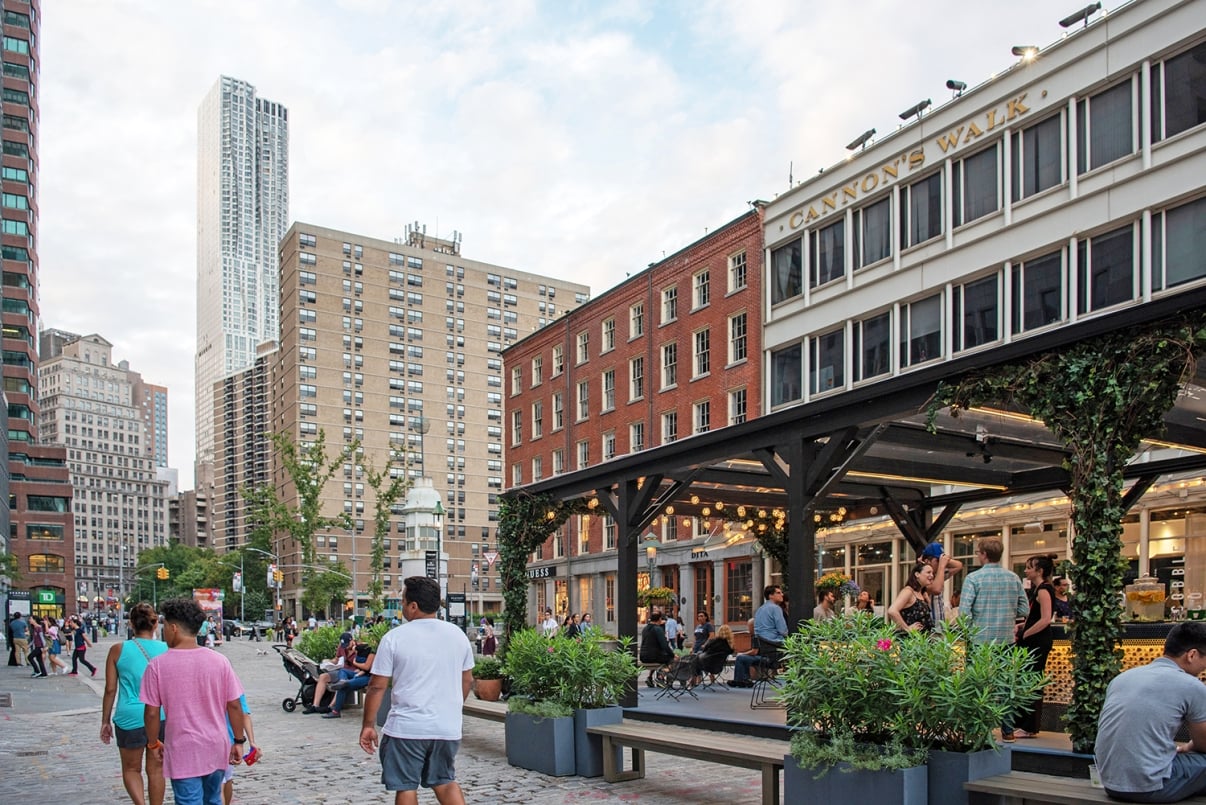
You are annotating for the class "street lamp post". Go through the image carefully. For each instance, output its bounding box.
[219,547,277,624]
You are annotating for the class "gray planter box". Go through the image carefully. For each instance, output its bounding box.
[573,706,623,778]
[929,746,1011,805]
[783,755,927,805]
[505,712,576,777]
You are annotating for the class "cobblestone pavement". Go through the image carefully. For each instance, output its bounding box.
[0,635,772,804]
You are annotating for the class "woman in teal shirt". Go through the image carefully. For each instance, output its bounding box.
[101,602,170,805]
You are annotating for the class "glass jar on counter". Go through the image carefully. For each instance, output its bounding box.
[1124,576,1166,622]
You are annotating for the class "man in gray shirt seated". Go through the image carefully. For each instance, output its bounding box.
[1096,622,1206,802]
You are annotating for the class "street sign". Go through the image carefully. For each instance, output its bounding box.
[483,551,499,568]
[232,572,243,593]
[425,550,438,579]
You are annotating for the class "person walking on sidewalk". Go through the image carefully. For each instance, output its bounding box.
[102,602,169,805]
[140,597,246,805]
[45,616,68,674]
[10,611,28,666]
[68,615,97,676]
[359,576,474,805]
[28,616,48,677]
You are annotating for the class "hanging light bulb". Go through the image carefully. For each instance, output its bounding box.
[546,511,555,520]
[665,505,675,516]
[814,513,822,523]
[758,509,767,518]
[737,506,746,517]
[715,501,725,510]
[701,506,711,516]
[588,497,599,509]
[703,519,712,529]
[838,506,847,516]
[683,518,691,529]
[690,495,700,505]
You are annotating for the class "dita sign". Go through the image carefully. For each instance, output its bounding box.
[425,551,438,579]
[527,566,557,580]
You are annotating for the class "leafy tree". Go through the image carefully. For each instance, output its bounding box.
[363,451,410,615]
[0,550,19,583]
[302,559,352,619]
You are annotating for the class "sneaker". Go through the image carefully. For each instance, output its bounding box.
[1001,731,1015,743]
[302,705,316,714]
[35,673,47,678]
[67,672,78,676]
[321,711,341,719]
[329,680,349,691]
[91,668,97,677]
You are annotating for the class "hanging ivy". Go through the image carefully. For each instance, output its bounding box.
[497,493,590,655]
[926,311,1206,753]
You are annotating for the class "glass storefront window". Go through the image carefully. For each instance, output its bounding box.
[726,559,753,624]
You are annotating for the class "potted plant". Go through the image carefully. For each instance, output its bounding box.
[777,614,1045,805]
[471,657,504,702]
[636,586,676,609]
[502,629,640,777]
[815,571,860,605]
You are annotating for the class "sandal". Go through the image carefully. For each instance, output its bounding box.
[1013,729,1039,739]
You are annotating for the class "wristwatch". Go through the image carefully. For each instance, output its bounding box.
[233,737,246,745]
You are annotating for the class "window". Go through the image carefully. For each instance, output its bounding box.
[1,192,27,209]
[900,170,943,249]
[729,251,747,292]
[953,145,999,226]
[576,332,589,364]
[661,411,678,444]
[602,431,616,461]
[577,380,590,420]
[810,219,845,287]
[552,449,564,475]
[512,463,522,486]
[771,343,803,406]
[809,328,844,394]
[532,456,543,482]
[2,37,28,55]
[693,269,710,309]
[630,422,645,452]
[693,330,710,377]
[1,218,26,236]
[601,318,615,352]
[1153,197,1206,290]
[1152,41,1206,142]
[693,401,710,434]
[510,367,521,396]
[953,275,1000,352]
[1077,225,1135,314]
[853,311,891,381]
[728,313,747,364]
[629,357,644,400]
[1011,114,1063,201]
[900,294,942,367]
[552,345,564,376]
[1011,250,1064,333]
[532,401,543,438]
[531,355,543,386]
[728,388,747,425]
[630,303,644,338]
[552,392,563,430]
[661,286,678,323]
[510,410,522,445]
[577,440,590,470]
[602,369,615,410]
[771,239,802,303]
[854,196,892,267]
[661,343,677,389]
[1077,81,1133,173]
[604,515,617,550]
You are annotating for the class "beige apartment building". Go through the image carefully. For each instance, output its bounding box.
[266,222,588,617]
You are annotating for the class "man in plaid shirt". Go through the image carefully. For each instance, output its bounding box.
[961,536,1030,740]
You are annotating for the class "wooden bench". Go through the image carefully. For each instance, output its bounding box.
[462,698,507,722]
[586,721,786,805]
[964,770,1206,805]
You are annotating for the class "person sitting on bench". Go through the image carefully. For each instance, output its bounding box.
[639,611,675,686]
[730,586,787,688]
[1096,621,1206,802]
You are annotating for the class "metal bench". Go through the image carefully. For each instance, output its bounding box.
[586,720,786,805]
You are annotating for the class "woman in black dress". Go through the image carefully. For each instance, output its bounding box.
[887,562,934,634]
[1014,554,1056,738]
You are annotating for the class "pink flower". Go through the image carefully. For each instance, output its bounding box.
[547,646,555,653]
[876,639,893,651]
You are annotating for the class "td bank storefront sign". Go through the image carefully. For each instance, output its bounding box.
[787,92,1037,231]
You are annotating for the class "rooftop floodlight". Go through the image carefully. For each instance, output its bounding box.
[898,98,931,121]
[946,79,967,97]
[1059,2,1102,28]
[845,128,876,151]
[1011,45,1039,61]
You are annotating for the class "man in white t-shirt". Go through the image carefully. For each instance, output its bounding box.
[360,576,474,805]
[664,611,680,650]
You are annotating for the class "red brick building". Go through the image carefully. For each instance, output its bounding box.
[503,207,765,631]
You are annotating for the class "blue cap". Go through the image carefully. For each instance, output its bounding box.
[921,542,944,559]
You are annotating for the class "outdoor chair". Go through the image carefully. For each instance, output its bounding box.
[696,650,730,690]
[655,653,700,700]
[748,637,786,710]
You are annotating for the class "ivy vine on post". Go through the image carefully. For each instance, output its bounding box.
[497,492,590,655]
[926,311,1206,752]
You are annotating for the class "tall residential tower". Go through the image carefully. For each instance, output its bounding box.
[195,75,288,490]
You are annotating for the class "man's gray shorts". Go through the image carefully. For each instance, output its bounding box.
[379,734,460,791]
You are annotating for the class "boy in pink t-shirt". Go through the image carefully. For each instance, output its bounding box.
[141,598,245,805]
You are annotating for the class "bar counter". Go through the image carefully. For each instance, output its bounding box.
[1044,621,1175,706]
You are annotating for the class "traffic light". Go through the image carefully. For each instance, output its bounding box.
[274,569,284,583]
[156,567,169,580]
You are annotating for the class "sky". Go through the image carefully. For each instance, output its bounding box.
[37,0,1105,488]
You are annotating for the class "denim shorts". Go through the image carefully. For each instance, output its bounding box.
[379,734,460,791]
[114,724,149,750]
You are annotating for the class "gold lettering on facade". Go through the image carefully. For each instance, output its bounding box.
[790,210,804,229]
[805,207,819,223]
[907,148,925,169]
[882,163,898,179]
[936,127,964,153]
[985,109,999,130]
[1007,93,1029,120]
[822,195,837,212]
[842,184,858,203]
[861,173,878,193]
[963,121,984,143]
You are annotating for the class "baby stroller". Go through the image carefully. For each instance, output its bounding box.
[274,644,334,713]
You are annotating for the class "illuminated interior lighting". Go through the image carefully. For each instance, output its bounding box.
[847,470,1008,491]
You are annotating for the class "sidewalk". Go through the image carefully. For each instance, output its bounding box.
[0,634,772,803]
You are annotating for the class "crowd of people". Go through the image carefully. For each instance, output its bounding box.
[6,611,99,677]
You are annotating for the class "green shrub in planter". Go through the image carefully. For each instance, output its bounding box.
[503,628,639,711]
[471,657,504,680]
[778,614,1045,775]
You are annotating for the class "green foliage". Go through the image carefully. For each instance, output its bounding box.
[503,629,639,711]
[301,559,351,618]
[0,550,20,582]
[472,657,504,679]
[636,586,676,607]
[363,452,410,615]
[506,697,573,719]
[778,615,1045,773]
[295,625,342,662]
[496,493,590,651]
[926,311,1206,752]
[790,732,924,777]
